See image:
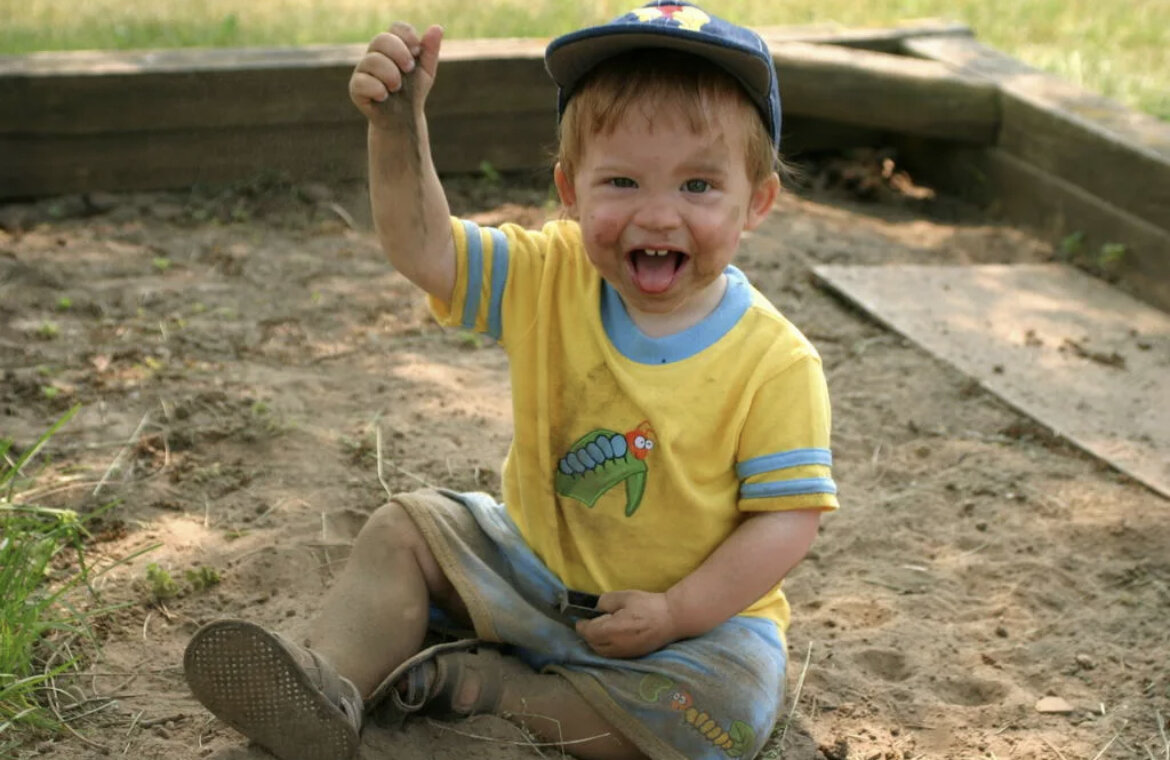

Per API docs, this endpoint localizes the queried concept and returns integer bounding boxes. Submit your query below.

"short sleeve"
[426,218,555,346]
[427,218,511,340]
[735,351,838,512]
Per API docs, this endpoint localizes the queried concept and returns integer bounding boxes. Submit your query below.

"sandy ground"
[2,158,1168,760]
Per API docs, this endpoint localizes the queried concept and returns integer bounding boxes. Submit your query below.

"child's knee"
[359,499,427,553]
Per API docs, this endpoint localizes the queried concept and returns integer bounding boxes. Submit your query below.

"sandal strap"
[368,638,482,712]
[431,649,506,717]
[368,639,507,724]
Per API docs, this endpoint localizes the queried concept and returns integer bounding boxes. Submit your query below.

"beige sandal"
[184,620,362,760]
[368,639,508,726]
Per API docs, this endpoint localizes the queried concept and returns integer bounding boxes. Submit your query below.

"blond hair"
[557,49,778,186]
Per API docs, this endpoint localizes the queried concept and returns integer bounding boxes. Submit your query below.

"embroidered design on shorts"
[638,674,756,758]
[554,421,655,516]
[630,4,712,32]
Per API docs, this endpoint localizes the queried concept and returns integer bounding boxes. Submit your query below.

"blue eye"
[683,179,710,193]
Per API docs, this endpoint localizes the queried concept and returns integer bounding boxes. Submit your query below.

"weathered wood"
[0,112,882,199]
[814,263,1170,498]
[903,34,1170,235]
[770,41,998,144]
[0,109,563,195]
[759,19,972,53]
[897,138,1170,311]
[0,53,555,134]
[0,30,1001,199]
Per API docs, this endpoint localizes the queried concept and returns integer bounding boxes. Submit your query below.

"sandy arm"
[351,23,456,302]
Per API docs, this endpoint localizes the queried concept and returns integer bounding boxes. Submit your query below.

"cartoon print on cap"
[555,421,655,516]
[631,4,712,31]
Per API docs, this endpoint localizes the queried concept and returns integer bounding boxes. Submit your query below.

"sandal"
[368,639,508,727]
[184,620,362,760]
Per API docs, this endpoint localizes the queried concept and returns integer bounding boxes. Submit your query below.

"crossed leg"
[306,500,644,760]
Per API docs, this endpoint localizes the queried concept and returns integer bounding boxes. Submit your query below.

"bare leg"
[304,502,643,760]
[306,500,465,697]
[487,660,647,760]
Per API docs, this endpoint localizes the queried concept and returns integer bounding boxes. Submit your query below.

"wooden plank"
[1,35,996,141]
[0,55,556,134]
[814,263,1170,499]
[0,19,971,76]
[0,24,997,198]
[903,34,1170,235]
[0,109,562,195]
[0,112,883,198]
[770,41,998,144]
[897,139,1170,311]
[758,19,972,53]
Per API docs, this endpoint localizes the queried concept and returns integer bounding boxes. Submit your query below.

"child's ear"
[744,172,781,231]
[554,162,578,217]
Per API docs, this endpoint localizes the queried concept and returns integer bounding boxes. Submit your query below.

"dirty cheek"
[586,210,624,247]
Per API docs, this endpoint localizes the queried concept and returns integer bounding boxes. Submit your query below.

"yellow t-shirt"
[429,218,838,630]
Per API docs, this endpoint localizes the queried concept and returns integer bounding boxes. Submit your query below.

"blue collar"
[600,266,752,365]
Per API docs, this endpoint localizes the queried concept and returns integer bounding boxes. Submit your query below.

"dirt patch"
[3,160,1167,760]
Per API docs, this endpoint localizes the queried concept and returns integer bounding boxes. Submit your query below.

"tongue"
[632,251,681,294]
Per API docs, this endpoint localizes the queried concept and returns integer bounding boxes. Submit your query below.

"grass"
[0,407,138,751]
[0,0,1167,120]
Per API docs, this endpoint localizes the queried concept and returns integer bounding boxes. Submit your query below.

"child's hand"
[349,22,443,126]
[575,590,682,659]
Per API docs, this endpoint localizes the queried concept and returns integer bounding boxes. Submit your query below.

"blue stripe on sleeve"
[736,448,833,479]
[460,220,484,330]
[487,227,509,340]
[740,477,837,500]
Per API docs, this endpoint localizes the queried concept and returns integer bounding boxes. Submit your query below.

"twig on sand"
[426,716,610,750]
[1043,736,1071,760]
[376,424,393,499]
[326,202,357,230]
[140,713,186,728]
[375,421,435,490]
[122,709,144,756]
[1090,729,1123,760]
[94,412,150,497]
[1157,711,1169,760]
[777,641,814,750]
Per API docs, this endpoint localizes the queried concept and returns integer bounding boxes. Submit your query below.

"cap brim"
[546,28,773,108]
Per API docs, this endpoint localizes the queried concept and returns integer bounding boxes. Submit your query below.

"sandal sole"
[184,620,359,760]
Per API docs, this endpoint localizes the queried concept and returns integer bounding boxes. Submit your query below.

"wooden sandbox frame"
[1,20,1168,310]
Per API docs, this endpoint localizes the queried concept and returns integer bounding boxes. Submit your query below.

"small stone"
[1036,696,1075,714]
[1075,654,1096,670]
[995,625,1009,638]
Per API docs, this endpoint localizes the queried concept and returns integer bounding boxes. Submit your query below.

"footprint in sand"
[931,676,1010,706]
[819,598,895,631]
[853,648,911,682]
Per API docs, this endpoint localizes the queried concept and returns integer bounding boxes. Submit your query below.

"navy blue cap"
[545,1,782,149]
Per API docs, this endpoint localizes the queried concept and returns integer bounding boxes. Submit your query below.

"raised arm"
[349,22,456,302]
[577,509,822,658]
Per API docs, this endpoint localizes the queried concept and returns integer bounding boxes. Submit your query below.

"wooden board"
[895,139,1170,312]
[0,23,1001,199]
[813,263,1170,499]
[903,35,1170,235]
[770,40,997,144]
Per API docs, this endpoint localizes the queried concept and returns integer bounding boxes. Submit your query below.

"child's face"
[555,104,778,329]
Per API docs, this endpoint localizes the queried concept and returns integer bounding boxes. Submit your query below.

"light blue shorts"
[396,489,787,760]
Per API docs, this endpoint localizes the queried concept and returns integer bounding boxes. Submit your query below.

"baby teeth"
[645,249,670,256]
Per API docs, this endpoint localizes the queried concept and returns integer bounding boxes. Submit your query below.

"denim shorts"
[395,489,788,760]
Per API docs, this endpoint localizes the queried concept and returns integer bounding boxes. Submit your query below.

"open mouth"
[628,248,687,294]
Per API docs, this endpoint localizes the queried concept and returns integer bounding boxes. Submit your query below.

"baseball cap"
[545,1,782,149]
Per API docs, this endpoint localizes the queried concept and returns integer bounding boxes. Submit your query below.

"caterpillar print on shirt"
[554,421,655,516]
